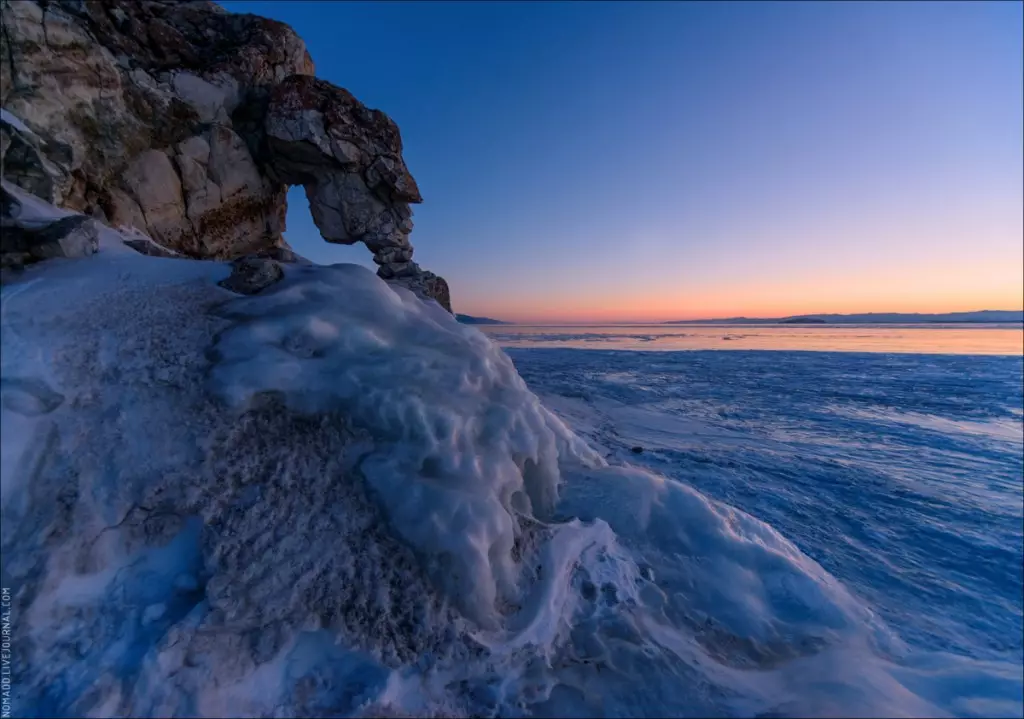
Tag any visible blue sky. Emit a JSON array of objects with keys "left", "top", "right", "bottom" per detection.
[{"left": 225, "top": 1, "right": 1023, "bottom": 322}]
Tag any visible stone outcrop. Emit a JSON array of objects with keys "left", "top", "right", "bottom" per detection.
[
  {"left": 264, "top": 76, "right": 419, "bottom": 267},
  {"left": 217, "top": 255, "right": 283, "bottom": 295},
  {"left": 0, "top": 212, "right": 99, "bottom": 268},
  {"left": 0, "top": 0, "right": 451, "bottom": 310},
  {"left": 1, "top": 182, "right": 98, "bottom": 270}
]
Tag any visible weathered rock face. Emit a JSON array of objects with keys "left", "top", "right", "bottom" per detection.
[
  {"left": 0, "top": 0, "right": 452, "bottom": 310},
  {"left": 264, "top": 76, "right": 418, "bottom": 265},
  {"left": 0, "top": 0, "right": 304, "bottom": 254}
]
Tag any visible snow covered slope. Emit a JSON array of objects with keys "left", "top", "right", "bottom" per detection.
[
  {"left": 0, "top": 185, "right": 601, "bottom": 716},
  {"left": 2, "top": 185, "right": 1020, "bottom": 717}
]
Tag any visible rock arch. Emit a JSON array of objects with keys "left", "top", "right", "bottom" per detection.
[
  {"left": 262, "top": 74, "right": 449, "bottom": 311},
  {"left": 0, "top": 0, "right": 451, "bottom": 311}
]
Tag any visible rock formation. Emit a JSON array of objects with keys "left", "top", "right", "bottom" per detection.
[
  {"left": 217, "top": 254, "right": 283, "bottom": 295},
  {"left": 0, "top": 203, "right": 99, "bottom": 270},
  {"left": 0, "top": 0, "right": 451, "bottom": 310}
]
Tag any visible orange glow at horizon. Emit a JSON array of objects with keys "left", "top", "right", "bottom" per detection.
[{"left": 464, "top": 258, "right": 1024, "bottom": 324}]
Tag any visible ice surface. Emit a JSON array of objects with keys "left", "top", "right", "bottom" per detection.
[
  {"left": 482, "top": 324, "right": 1024, "bottom": 355},
  {"left": 1, "top": 187, "right": 1020, "bottom": 717},
  {"left": 513, "top": 348, "right": 1024, "bottom": 717}
]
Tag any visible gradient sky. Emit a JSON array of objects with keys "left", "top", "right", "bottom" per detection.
[{"left": 225, "top": 0, "right": 1023, "bottom": 323}]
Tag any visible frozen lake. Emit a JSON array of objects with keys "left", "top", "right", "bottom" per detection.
[
  {"left": 482, "top": 323, "right": 1024, "bottom": 355},
  {"left": 506, "top": 346, "right": 1024, "bottom": 717}
]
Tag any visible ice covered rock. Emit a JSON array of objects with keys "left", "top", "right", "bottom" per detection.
[
  {"left": 0, "top": 0, "right": 452, "bottom": 309},
  {"left": 217, "top": 255, "right": 284, "bottom": 295},
  {"left": 383, "top": 263, "right": 452, "bottom": 313},
  {"left": 1, "top": 180, "right": 102, "bottom": 271},
  {"left": 0, "top": 213, "right": 99, "bottom": 269},
  {"left": 205, "top": 262, "right": 592, "bottom": 624}
]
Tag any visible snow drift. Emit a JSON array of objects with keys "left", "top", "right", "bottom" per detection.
[
  {"left": 0, "top": 181, "right": 606, "bottom": 715},
  {"left": 205, "top": 259, "right": 601, "bottom": 627}
]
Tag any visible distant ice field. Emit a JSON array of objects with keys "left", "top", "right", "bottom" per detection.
[
  {"left": 508, "top": 347, "right": 1023, "bottom": 714},
  {"left": 483, "top": 323, "right": 1024, "bottom": 355}
]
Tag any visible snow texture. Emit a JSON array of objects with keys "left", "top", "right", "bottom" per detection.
[
  {"left": 1, "top": 184, "right": 1021, "bottom": 717},
  {"left": 205, "top": 261, "right": 601, "bottom": 627}
]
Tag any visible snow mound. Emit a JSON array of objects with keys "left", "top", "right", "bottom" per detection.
[
  {"left": 206, "top": 262, "right": 601, "bottom": 625},
  {"left": 0, "top": 204, "right": 554, "bottom": 713}
]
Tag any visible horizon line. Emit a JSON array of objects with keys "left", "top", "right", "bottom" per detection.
[{"left": 460, "top": 308, "right": 1024, "bottom": 325}]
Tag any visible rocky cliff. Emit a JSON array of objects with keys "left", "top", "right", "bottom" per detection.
[{"left": 0, "top": 0, "right": 450, "bottom": 310}]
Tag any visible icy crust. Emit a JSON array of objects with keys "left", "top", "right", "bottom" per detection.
[
  {"left": 205, "top": 262, "right": 602, "bottom": 626},
  {"left": 549, "top": 465, "right": 906, "bottom": 717},
  {"left": 0, "top": 240, "right": 473, "bottom": 715}
]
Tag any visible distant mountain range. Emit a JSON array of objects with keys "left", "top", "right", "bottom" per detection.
[
  {"left": 663, "top": 311, "right": 1024, "bottom": 325},
  {"left": 456, "top": 314, "right": 511, "bottom": 325}
]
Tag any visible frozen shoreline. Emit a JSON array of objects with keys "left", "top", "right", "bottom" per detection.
[{"left": 2, "top": 185, "right": 1020, "bottom": 716}]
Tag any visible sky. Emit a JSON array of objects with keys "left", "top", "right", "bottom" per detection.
[{"left": 225, "top": 0, "right": 1023, "bottom": 323}]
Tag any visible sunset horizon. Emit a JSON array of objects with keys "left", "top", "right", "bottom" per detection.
[
  {"left": 230, "top": 1, "right": 1022, "bottom": 327},
  {"left": 465, "top": 305, "right": 1024, "bottom": 325},
  {"left": 460, "top": 287, "right": 1024, "bottom": 324}
]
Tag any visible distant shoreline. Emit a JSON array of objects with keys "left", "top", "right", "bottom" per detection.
[
  {"left": 662, "top": 319, "right": 1024, "bottom": 326},
  {"left": 662, "top": 311, "right": 1023, "bottom": 325},
  {"left": 478, "top": 320, "right": 1024, "bottom": 328},
  {"left": 463, "top": 312, "right": 1023, "bottom": 327}
]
